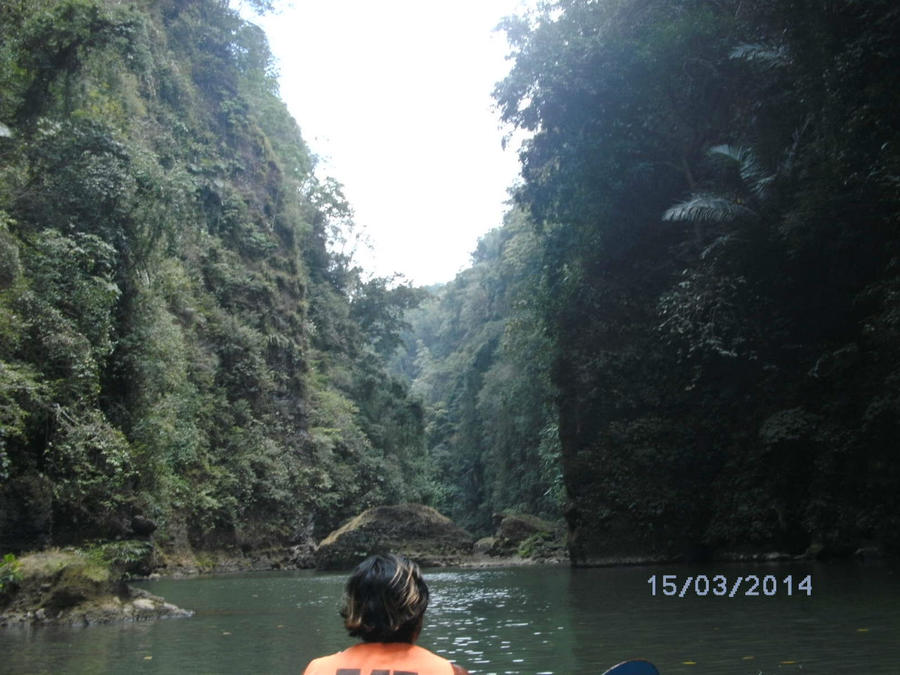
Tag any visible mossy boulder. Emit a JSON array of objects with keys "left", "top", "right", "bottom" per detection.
[
  {"left": 488, "top": 513, "right": 567, "bottom": 561},
  {"left": 47, "top": 558, "right": 114, "bottom": 610},
  {"left": 0, "top": 550, "right": 192, "bottom": 626},
  {"left": 314, "top": 504, "right": 474, "bottom": 570}
]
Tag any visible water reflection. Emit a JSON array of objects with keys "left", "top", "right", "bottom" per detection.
[
  {"left": 425, "top": 568, "right": 576, "bottom": 674},
  {"left": 565, "top": 562, "right": 900, "bottom": 675},
  {"left": 0, "top": 562, "right": 898, "bottom": 674}
]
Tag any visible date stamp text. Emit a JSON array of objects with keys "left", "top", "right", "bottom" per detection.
[{"left": 647, "top": 573, "right": 813, "bottom": 597}]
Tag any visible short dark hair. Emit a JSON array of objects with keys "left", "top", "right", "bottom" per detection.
[{"left": 340, "top": 553, "right": 430, "bottom": 643}]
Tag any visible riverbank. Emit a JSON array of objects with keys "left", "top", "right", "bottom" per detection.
[
  {"left": 147, "top": 544, "right": 568, "bottom": 578},
  {"left": 113, "top": 539, "right": 888, "bottom": 580},
  {"left": 3, "top": 541, "right": 886, "bottom": 630},
  {"left": 130, "top": 506, "right": 570, "bottom": 578},
  {"left": 5, "top": 498, "right": 884, "bottom": 630}
]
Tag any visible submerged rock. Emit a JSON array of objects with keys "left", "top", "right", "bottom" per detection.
[
  {"left": 0, "top": 551, "right": 192, "bottom": 627},
  {"left": 314, "top": 503, "right": 474, "bottom": 570}
]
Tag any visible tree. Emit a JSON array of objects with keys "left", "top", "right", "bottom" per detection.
[
  {"left": 493, "top": 0, "right": 900, "bottom": 560},
  {"left": 0, "top": 0, "right": 430, "bottom": 553}
]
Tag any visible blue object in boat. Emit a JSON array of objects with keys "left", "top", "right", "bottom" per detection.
[{"left": 601, "top": 659, "right": 660, "bottom": 675}]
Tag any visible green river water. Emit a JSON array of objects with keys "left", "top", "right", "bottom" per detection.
[{"left": 2, "top": 562, "right": 898, "bottom": 674}]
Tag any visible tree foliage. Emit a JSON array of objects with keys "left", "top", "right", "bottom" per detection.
[
  {"left": 0, "top": 0, "right": 426, "bottom": 553},
  {"left": 392, "top": 213, "right": 564, "bottom": 534},
  {"left": 492, "top": 0, "right": 900, "bottom": 559}
]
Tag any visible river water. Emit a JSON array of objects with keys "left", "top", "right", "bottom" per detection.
[{"left": 2, "top": 561, "right": 898, "bottom": 674}]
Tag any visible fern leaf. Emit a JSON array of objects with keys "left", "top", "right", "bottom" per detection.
[
  {"left": 729, "top": 43, "right": 790, "bottom": 67},
  {"left": 662, "top": 194, "right": 757, "bottom": 223}
]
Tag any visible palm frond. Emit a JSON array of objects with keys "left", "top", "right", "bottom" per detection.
[
  {"left": 707, "top": 144, "right": 747, "bottom": 164},
  {"left": 662, "top": 194, "right": 757, "bottom": 224},
  {"left": 729, "top": 43, "right": 790, "bottom": 68},
  {"left": 700, "top": 233, "right": 736, "bottom": 260},
  {"left": 708, "top": 145, "right": 775, "bottom": 200},
  {"left": 749, "top": 174, "right": 775, "bottom": 199}
]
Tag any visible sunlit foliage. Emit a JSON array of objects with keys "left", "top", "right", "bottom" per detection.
[
  {"left": 393, "top": 212, "right": 564, "bottom": 534},
  {"left": 0, "top": 0, "right": 426, "bottom": 553}
]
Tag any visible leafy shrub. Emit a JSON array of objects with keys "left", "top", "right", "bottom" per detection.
[
  {"left": 0, "top": 553, "right": 23, "bottom": 592},
  {"left": 83, "top": 540, "right": 153, "bottom": 577}
]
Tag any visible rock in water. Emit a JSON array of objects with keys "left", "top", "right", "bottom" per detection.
[
  {"left": 314, "top": 504, "right": 473, "bottom": 570},
  {"left": 0, "top": 551, "right": 192, "bottom": 627},
  {"left": 487, "top": 512, "right": 567, "bottom": 561}
]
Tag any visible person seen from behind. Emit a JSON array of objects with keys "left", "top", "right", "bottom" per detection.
[{"left": 303, "top": 553, "right": 469, "bottom": 675}]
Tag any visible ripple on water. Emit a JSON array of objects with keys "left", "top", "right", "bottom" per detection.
[{"left": 2, "top": 565, "right": 897, "bottom": 674}]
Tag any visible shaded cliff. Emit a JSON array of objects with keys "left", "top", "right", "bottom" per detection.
[{"left": 398, "top": 0, "right": 900, "bottom": 563}]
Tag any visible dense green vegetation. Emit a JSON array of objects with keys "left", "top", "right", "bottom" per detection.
[
  {"left": 396, "top": 0, "right": 900, "bottom": 559},
  {"left": 2, "top": 0, "right": 898, "bottom": 565},
  {"left": 480, "top": 0, "right": 900, "bottom": 560},
  {"left": 391, "top": 213, "right": 565, "bottom": 533},
  {"left": 0, "top": 0, "right": 428, "bottom": 555}
]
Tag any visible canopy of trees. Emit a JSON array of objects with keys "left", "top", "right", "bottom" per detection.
[
  {"left": 480, "top": 0, "right": 900, "bottom": 560},
  {"left": 391, "top": 213, "right": 564, "bottom": 534},
  {"left": 2, "top": 0, "right": 898, "bottom": 565},
  {"left": 0, "top": 0, "right": 427, "bottom": 553}
]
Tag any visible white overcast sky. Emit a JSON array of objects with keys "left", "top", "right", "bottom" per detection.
[{"left": 245, "top": 0, "right": 534, "bottom": 286}]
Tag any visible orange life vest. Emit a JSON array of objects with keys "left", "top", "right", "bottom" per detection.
[{"left": 303, "top": 642, "right": 455, "bottom": 675}]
